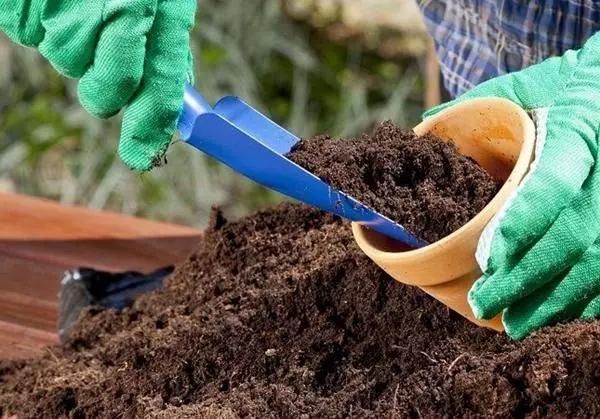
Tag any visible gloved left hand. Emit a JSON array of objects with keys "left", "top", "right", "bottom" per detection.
[
  {"left": 0, "top": 0, "right": 197, "bottom": 171},
  {"left": 424, "top": 31, "right": 600, "bottom": 339}
]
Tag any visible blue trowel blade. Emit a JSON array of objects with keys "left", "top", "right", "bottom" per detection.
[
  {"left": 178, "top": 83, "right": 427, "bottom": 249},
  {"left": 214, "top": 97, "right": 299, "bottom": 155}
]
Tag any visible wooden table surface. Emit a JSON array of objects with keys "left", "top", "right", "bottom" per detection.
[{"left": 0, "top": 193, "right": 202, "bottom": 360}]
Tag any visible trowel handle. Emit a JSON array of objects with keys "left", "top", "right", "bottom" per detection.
[{"left": 178, "top": 83, "right": 214, "bottom": 140}]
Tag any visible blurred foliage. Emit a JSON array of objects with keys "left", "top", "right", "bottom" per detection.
[{"left": 0, "top": 0, "right": 424, "bottom": 227}]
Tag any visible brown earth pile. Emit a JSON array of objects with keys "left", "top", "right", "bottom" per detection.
[
  {"left": 2, "top": 204, "right": 600, "bottom": 418},
  {"left": 287, "top": 121, "right": 502, "bottom": 242},
  {"left": 1, "top": 124, "right": 598, "bottom": 418}
]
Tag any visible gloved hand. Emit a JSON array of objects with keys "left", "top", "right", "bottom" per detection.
[
  {"left": 0, "top": 0, "right": 197, "bottom": 171},
  {"left": 424, "top": 31, "right": 600, "bottom": 339}
]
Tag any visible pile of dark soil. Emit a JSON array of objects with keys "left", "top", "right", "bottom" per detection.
[
  {"left": 2, "top": 204, "right": 600, "bottom": 418},
  {"left": 2, "top": 124, "right": 599, "bottom": 418},
  {"left": 287, "top": 121, "right": 503, "bottom": 242}
]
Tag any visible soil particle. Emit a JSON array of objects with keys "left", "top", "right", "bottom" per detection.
[{"left": 287, "top": 121, "right": 503, "bottom": 242}]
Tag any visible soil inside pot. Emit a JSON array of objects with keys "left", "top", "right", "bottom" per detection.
[
  {"left": 287, "top": 121, "right": 503, "bottom": 243},
  {"left": 2, "top": 203, "right": 600, "bottom": 418}
]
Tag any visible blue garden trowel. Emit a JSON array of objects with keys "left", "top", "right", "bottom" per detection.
[{"left": 178, "top": 83, "right": 428, "bottom": 249}]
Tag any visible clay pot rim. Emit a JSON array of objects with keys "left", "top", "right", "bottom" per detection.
[{"left": 351, "top": 96, "right": 536, "bottom": 262}]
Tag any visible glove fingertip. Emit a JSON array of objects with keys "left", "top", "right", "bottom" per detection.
[
  {"left": 79, "top": 85, "right": 122, "bottom": 120},
  {"left": 118, "top": 134, "right": 169, "bottom": 172},
  {"left": 118, "top": 83, "right": 183, "bottom": 172},
  {"left": 118, "top": 115, "right": 174, "bottom": 172},
  {"left": 467, "top": 277, "right": 503, "bottom": 321},
  {"left": 581, "top": 295, "right": 600, "bottom": 320},
  {"left": 502, "top": 318, "right": 528, "bottom": 340},
  {"left": 467, "top": 286, "right": 486, "bottom": 320},
  {"left": 78, "top": 64, "right": 143, "bottom": 120}
]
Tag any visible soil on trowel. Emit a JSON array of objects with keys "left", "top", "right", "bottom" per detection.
[
  {"left": 287, "top": 121, "right": 503, "bottom": 243},
  {"left": 2, "top": 203, "right": 600, "bottom": 418}
]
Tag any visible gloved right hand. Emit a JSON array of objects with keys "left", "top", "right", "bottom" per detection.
[{"left": 0, "top": 0, "right": 197, "bottom": 172}]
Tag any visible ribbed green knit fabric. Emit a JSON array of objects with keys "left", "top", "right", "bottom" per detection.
[
  {"left": 0, "top": 0, "right": 197, "bottom": 171},
  {"left": 424, "top": 31, "right": 600, "bottom": 339}
]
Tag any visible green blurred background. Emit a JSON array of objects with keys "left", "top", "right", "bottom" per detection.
[{"left": 0, "top": 0, "right": 430, "bottom": 227}]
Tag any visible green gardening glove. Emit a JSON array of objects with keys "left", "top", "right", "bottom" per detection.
[
  {"left": 424, "top": 31, "right": 600, "bottom": 339},
  {"left": 0, "top": 0, "right": 197, "bottom": 171}
]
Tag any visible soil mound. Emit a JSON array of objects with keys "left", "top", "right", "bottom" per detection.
[
  {"left": 287, "top": 121, "right": 502, "bottom": 242},
  {"left": 1, "top": 125, "right": 596, "bottom": 418},
  {"left": 2, "top": 204, "right": 599, "bottom": 418}
]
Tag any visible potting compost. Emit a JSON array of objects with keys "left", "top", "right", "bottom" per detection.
[
  {"left": 287, "top": 121, "right": 503, "bottom": 243},
  {"left": 2, "top": 124, "right": 599, "bottom": 418}
]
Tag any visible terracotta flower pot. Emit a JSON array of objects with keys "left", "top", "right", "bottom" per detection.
[{"left": 351, "top": 98, "right": 536, "bottom": 331}]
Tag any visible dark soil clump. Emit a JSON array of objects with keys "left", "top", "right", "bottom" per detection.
[
  {"left": 2, "top": 203, "right": 600, "bottom": 418},
  {"left": 287, "top": 121, "right": 503, "bottom": 242}
]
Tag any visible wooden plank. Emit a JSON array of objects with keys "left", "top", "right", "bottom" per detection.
[
  {"left": 0, "top": 250, "right": 65, "bottom": 304},
  {"left": 0, "top": 320, "right": 58, "bottom": 360},
  {"left": 424, "top": 39, "right": 441, "bottom": 109},
  {"left": 0, "top": 236, "right": 202, "bottom": 331},
  {"left": 0, "top": 192, "right": 203, "bottom": 360},
  {"left": 0, "top": 236, "right": 202, "bottom": 274},
  {"left": 0, "top": 289, "right": 58, "bottom": 333},
  {"left": 0, "top": 192, "right": 200, "bottom": 240}
]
